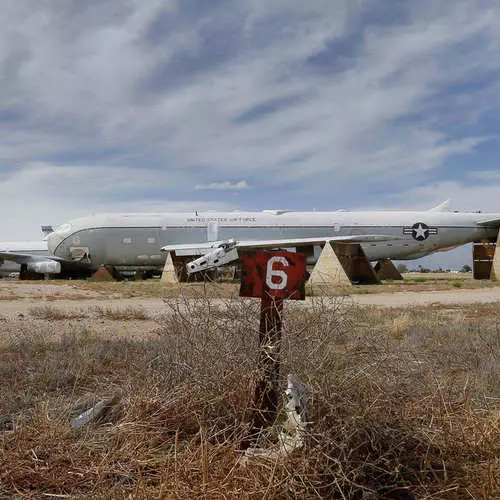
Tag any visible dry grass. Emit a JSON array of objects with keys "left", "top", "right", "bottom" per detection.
[
  {"left": 1, "top": 296, "right": 499, "bottom": 498},
  {"left": 27, "top": 305, "right": 151, "bottom": 321},
  {"left": 72, "top": 280, "right": 241, "bottom": 299},
  {"left": 9, "top": 274, "right": 500, "bottom": 303},
  {"left": 93, "top": 305, "right": 149, "bottom": 321},
  {"left": 306, "top": 274, "right": 500, "bottom": 297},
  {"left": 28, "top": 305, "right": 87, "bottom": 320},
  {"left": 0, "top": 295, "right": 25, "bottom": 301}
]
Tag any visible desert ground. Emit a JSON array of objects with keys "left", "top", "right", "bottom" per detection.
[
  {"left": 1, "top": 276, "right": 498, "bottom": 498},
  {"left": 1, "top": 274, "right": 500, "bottom": 320}
]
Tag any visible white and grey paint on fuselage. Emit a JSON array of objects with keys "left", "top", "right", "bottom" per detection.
[{"left": 46, "top": 211, "right": 499, "bottom": 270}]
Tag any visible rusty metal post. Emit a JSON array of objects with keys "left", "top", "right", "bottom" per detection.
[{"left": 252, "top": 294, "right": 284, "bottom": 429}]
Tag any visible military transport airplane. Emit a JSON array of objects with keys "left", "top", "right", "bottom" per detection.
[{"left": 1, "top": 202, "right": 499, "bottom": 277}]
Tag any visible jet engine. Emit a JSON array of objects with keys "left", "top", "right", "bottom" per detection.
[{"left": 28, "top": 260, "right": 62, "bottom": 274}]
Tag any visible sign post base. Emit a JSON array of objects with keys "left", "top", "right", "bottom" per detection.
[{"left": 251, "top": 295, "right": 284, "bottom": 431}]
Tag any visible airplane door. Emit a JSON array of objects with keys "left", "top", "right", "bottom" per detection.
[{"left": 69, "top": 247, "right": 91, "bottom": 263}]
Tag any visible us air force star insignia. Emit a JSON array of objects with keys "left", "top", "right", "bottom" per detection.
[{"left": 403, "top": 222, "right": 438, "bottom": 241}]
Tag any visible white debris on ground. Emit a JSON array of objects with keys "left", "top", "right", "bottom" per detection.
[
  {"left": 278, "top": 374, "right": 310, "bottom": 453},
  {"left": 242, "top": 374, "right": 310, "bottom": 461},
  {"left": 71, "top": 394, "right": 121, "bottom": 430}
]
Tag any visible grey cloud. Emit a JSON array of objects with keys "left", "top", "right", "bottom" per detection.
[
  {"left": 386, "top": 180, "right": 500, "bottom": 213},
  {"left": 195, "top": 180, "right": 249, "bottom": 190},
  {"left": 0, "top": 162, "right": 233, "bottom": 239},
  {"left": 0, "top": 0, "right": 500, "bottom": 238},
  {"left": 468, "top": 170, "right": 500, "bottom": 181},
  {"left": 233, "top": 96, "right": 310, "bottom": 124}
]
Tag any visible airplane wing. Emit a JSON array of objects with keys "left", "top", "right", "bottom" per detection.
[
  {"left": 230, "top": 234, "right": 396, "bottom": 249},
  {"left": 476, "top": 218, "right": 500, "bottom": 227},
  {"left": 162, "top": 234, "right": 397, "bottom": 274},
  {"left": 0, "top": 251, "right": 95, "bottom": 275},
  {"left": 162, "top": 234, "right": 396, "bottom": 254},
  {"left": 0, "top": 251, "right": 63, "bottom": 264},
  {"left": 0, "top": 251, "right": 65, "bottom": 274}
]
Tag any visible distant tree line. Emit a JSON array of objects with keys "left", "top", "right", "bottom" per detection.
[{"left": 396, "top": 263, "right": 472, "bottom": 273}]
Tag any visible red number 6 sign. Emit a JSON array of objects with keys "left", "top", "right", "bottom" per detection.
[{"left": 240, "top": 250, "right": 307, "bottom": 300}]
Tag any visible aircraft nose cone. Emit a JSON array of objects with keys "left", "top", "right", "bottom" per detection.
[
  {"left": 46, "top": 223, "right": 73, "bottom": 255},
  {"left": 46, "top": 231, "right": 61, "bottom": 255}
]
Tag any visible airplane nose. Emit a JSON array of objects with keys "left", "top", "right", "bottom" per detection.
[
  {"left": 46, "top": 231, "right": 68, "bottom": 255},
  {"left": 46, "top": 232, "right": 59, "bottom": 254},
  {"left": 47, "top": 223, "right": 73, "bottom": 255}
]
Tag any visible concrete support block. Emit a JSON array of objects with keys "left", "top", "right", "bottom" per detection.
[
  {"left": 307, "top": 242, "right": 380, "bottom": 287},
  {"left": 307, "top": 242, "right": 351, "bottom": 287},
  {"left": 473, "top": 238, "right": 497, "bottom": 279},
  {"left": 374, "top": 258, "right": 403, "bottom": 281},
  {"left": 160, "top": 252, "right": 180, "bottom": 284},
  {"left": 490, "top": 232, "right": 500, "bottom": 281},
  {"left": 332, "top": 242, "right": 379, "bottom": 285},
  {"left": 90, "top": 265, "right": 121, "bottom": 282}
]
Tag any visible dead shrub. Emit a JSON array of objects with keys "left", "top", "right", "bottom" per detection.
[{"left": 0, "top": 297, "right": 498, "bottom": 498}]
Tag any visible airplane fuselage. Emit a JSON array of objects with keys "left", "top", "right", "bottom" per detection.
[{"left": 45, "top": 210, "right": 499, "bottom": 270}]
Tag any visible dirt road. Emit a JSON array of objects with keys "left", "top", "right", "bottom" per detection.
[
  {"left": 348, "top": 286, "right": 500, "bottom": 307},
  {"left": 1, "top": 281, "right": 500, "bottom": 320}
]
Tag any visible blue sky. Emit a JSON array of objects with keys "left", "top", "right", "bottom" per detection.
[{"left": 1, "top": 0, "right": 500, "bottom": 268}]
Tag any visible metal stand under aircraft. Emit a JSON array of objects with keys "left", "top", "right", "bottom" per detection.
[
  {"left": 374, "top": 258, "right": 403, "bottom": 281},
  {"left": 307, "top": 242, "right": 379, "bottom": 287}
]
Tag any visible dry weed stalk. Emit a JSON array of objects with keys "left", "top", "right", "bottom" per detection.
[
  {"left": 28, "top": 305, "right": 87, "bottom": 320},
  {"left": 0, "top": 290, "right": 498, "bottom": 498},
  {"left": 93, "top": 305, "right": 149, "bottom": 321}
]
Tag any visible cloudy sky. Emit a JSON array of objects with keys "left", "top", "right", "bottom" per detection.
[{"left": 2, "top": 0, "right": 500, "bottom": 267}]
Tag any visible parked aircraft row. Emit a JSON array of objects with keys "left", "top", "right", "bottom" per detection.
[{"left": 1, "top": 202, "right": 499, "bottom": 278}]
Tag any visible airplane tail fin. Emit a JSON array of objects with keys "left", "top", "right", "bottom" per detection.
[
  {"left": 41, "top": 225, "right": 54, "bottom": 240},
  {"left": 428, "top": 199, "right": 451, "bottom": 212}
]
